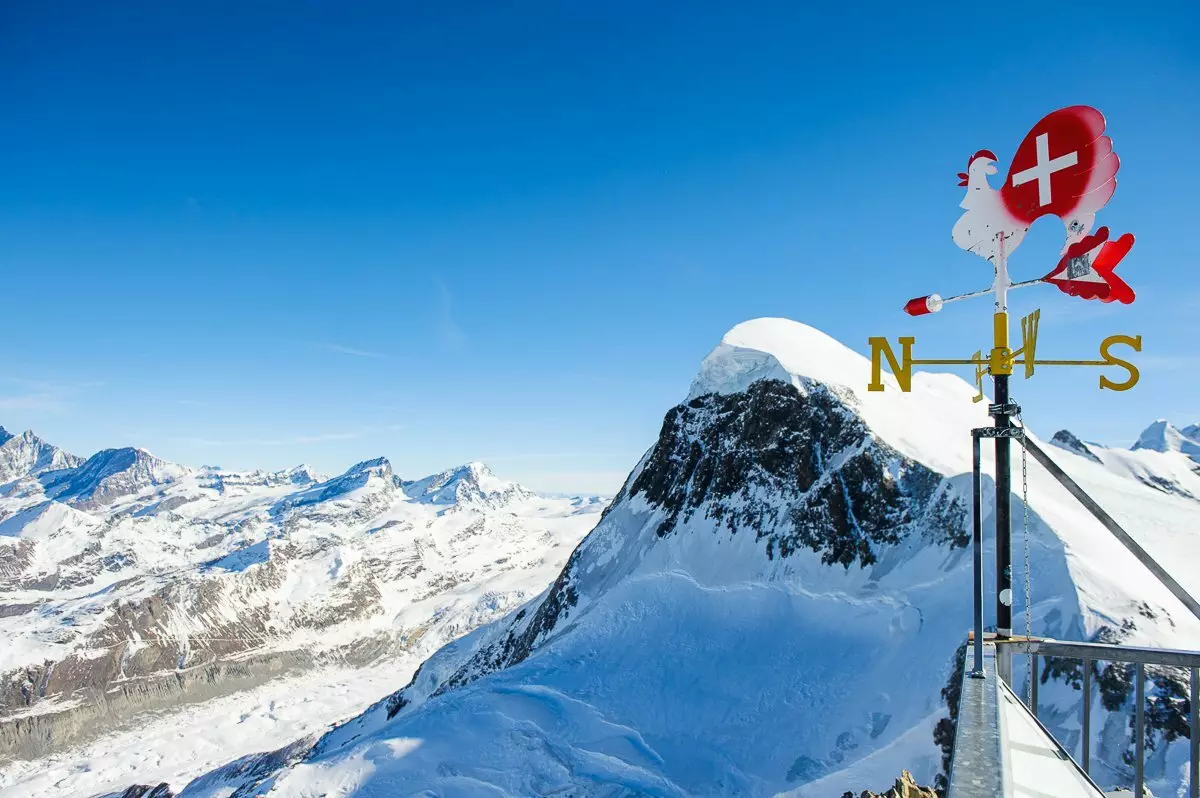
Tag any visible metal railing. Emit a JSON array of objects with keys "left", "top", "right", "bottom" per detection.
[
  {"left": 999, "top": 638, "right": 1200, "bottom": 798},
  {"left": 966, "top": 425, "right": 1200, "bottom": 798}
]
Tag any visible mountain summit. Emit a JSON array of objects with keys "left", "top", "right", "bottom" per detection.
[
  {"left": 222, "top": 317, "right": 1199, "bottom": 798},
  {"left": 0, "top": 428, "right": 83, "bottom": 485},
  {"left": 40, "top": 446, "right": 189, "bottom": 507},
  {"left": 403, "top": 461, "right": 534, "bottom": 508},
  {"left": 1131, "top": 419, "right": 1200, "bottom": 463}
]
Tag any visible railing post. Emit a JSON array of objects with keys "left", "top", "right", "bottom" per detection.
[
  {"left": 1190, "top": 666, "right": 1198, "bottom": 798},
  {"left": 1136, "top": 662, "right": 1145, "bottom": 798},
  {"left": 1030, "top": 652, "right": 1039, "bottom": 717},
  {"left": 971, "top": 432, "right": 985, "bottom": 678},
  {"left": 1082, "top": 657, "right": 1091, "bottom": 775}
]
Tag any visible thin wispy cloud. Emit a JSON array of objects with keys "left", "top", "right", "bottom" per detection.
[
  {"left": 435, "top": 278, "right": 467, "bottom": 352},
  {"left": 318, "top": 343, "right": 388, "bottom": 359},
  {"left": 1138, "top": 354, "right": 1200, "bottom": 372},
  {"left": 0, "top": 376, "right": 103, "bottom": 415},
  {"left": 172, "top": 431, "right": 362, "bottom": 447},
  {"left": 481, "top": 452, "right": 633, "bottom": 462},
  {"left": 0, "top": 392, "right": 68, "bottom": 413}
]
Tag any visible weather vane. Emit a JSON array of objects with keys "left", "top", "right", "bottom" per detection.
[
  {"left": 865, "top": 105, "right": 1143, "bottom": 643},
  {"left": 867, "top": 105, "right": 1142, "bottom": 399}
]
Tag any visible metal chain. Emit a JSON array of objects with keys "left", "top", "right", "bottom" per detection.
[{"left": 1018, "top": 410, "right": 1033, "bottom": 705}]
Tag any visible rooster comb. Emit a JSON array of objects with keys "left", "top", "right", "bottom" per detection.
[{"left": 967, "top": 149, "right": 998, "bottom": 168}]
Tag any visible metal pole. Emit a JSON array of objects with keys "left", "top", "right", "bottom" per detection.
[
  {"left": 1135, "top": 662, "right": 1145, "bottom": 798},
  {"left": 971, "top": 432, "right": 985, "bottom": 678},
  {"left": 1031, "top": 652, "right": 1039, "bottom": 717},
  {"left": 1082, "top": 658, "right": 1091, "bottom": 775},
  {"left": 1190, "top": 667, "right": 1198, "bottom": 798},
  {"left": 994, "top": 372, "right": 1013, "bottom": 638}
]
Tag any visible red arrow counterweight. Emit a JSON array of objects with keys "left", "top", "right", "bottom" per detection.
[{"left": 904, "top": 295, "right": 944, "bottom": 316}]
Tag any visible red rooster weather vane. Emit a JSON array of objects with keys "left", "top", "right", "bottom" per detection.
[
  {"left": 871, "top": 105, "right": 1142, "bottom": 398},
  {"left": 949, "top": 105, "right": 1134, "bottom": 306}
]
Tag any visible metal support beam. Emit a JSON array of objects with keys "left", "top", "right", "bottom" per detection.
[
  {"left": 1030, "top": 652, "right": 1039, "bottom": 718},
  {"left": 1019, "top": 436, "right": 1200, "bottom": 624},
  {"left": 1136, "top": 662, "right": 1145, "bottom": 798},
  {"left": 1191, "top": 667, "right": 1198, "bottom": 798},
  {"left": 971, "top": 433, "right": 985, "bottom": 678},
  {"left": 1082, "top": 658, "right": 1091, "bottom": 776},
  {"left": 994, "top": 377, "right": 1012, "bottom": 638}
]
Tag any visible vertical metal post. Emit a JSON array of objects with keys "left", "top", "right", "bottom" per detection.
[
  {"left": 1030, "top": 652, "right": 1039, "bottom": 717},
  {"left": 970, "top": 432, "right": 985, "bottom": 678},
  {"left": 1135, "top": 662, "right": 1145, "bottom": 798},
  {"left": 1082, "top": 658, "right": 1092, "bottom": 775},
  {"left": 1190, "top": 666, "right": 1198, "bottom": 798},
  {"left": 998, "top": 643, "right": 1013, "bottom": 687},
  {"left": 994, "top": 373, "right": 1012, "bottom": 638}
]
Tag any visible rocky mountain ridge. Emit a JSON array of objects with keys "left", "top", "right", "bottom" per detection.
[{"left": 0, "top": 430, "right": 605, "bottom": 771}]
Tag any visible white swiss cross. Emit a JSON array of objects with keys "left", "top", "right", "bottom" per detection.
[{"left": 1011, "top": 133, "right": 1078, "bottom": 207}]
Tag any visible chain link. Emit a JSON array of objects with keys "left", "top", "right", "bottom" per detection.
[{"left": 1018, "top": 411, "right": 1033, "bottom": 705}]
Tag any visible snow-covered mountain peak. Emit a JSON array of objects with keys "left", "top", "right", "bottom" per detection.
[
  {"left": 1131, "top": 419, "right": 1200, "bottom": 463},
  {"left": 239, "top": 318, "right": 1200, "bottom": 798},
  {"left": 403, "top": 461, "right": 534, "bottom": 508},
  {"left": 688, "top": 317, "right": 869, "bottom": 400},
  {"left": 1049, "top": 429, "right": 1103, "bottom": 464},
  {"left": 283, "top": 463, "right": 325, "bottom": 484},
  {"left": 273, "top": 456, "right": 396, "bottom": 513},
  {"left": 39, "top": 446, "right": 189, "bottom": 507},
  {"left": 0, "top": 427, "right": 84, "bottom": 485}
]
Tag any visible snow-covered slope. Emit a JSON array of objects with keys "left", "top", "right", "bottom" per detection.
[
  {"left": 0, "top": 433, "right": 605, "bottom": 783},
  {"left": 187, "top": 318, "right": 1200, "bottom": 798}
]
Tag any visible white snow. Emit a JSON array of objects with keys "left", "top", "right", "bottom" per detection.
[
  {"left": 234, "top": 317, "right": 1200, "bottom": 798},
  {"left": 0, "top": 443, "right": 606, "bottom": 795}
]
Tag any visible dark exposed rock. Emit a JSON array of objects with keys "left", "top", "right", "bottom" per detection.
[
  {"left": 628, "top": 381, "right": 967, "bottom": 566},
  {"left": 111, "top": 783, "right": 175, "bottom": 798},
  {"left": 1049, "top": 430, "right": 1103, "bottom": 464}
]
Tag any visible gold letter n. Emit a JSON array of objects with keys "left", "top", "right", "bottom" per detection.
[{"left": 868, "top": 336, "right": 914, "bottom": 392}]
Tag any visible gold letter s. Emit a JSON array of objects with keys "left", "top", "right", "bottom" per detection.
[{"left": 1099, "top": 334, "right": 1141, "bottom": 391}]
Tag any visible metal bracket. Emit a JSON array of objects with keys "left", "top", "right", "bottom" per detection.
[
  {"left": 972, "top": 427, "right": 1026, "bottom": 439},
  {"left": 988, "top": 400, "right": 1022, "bottom": 417}
]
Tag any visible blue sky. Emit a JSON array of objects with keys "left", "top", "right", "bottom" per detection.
[{"left": 1, "top": 2, "right": 1197, "bottom": 493}]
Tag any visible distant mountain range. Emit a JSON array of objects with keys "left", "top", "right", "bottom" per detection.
[{"left": 0, "top": 426, "right": 606, "bottom": 771}]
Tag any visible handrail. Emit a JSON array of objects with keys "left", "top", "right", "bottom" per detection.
[
  {"left": 995, "top": 636, "right": 1200, "bottom": 798},
  {"left": 1001, "top": 637, "right": 1200, "bottom": 669}
]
